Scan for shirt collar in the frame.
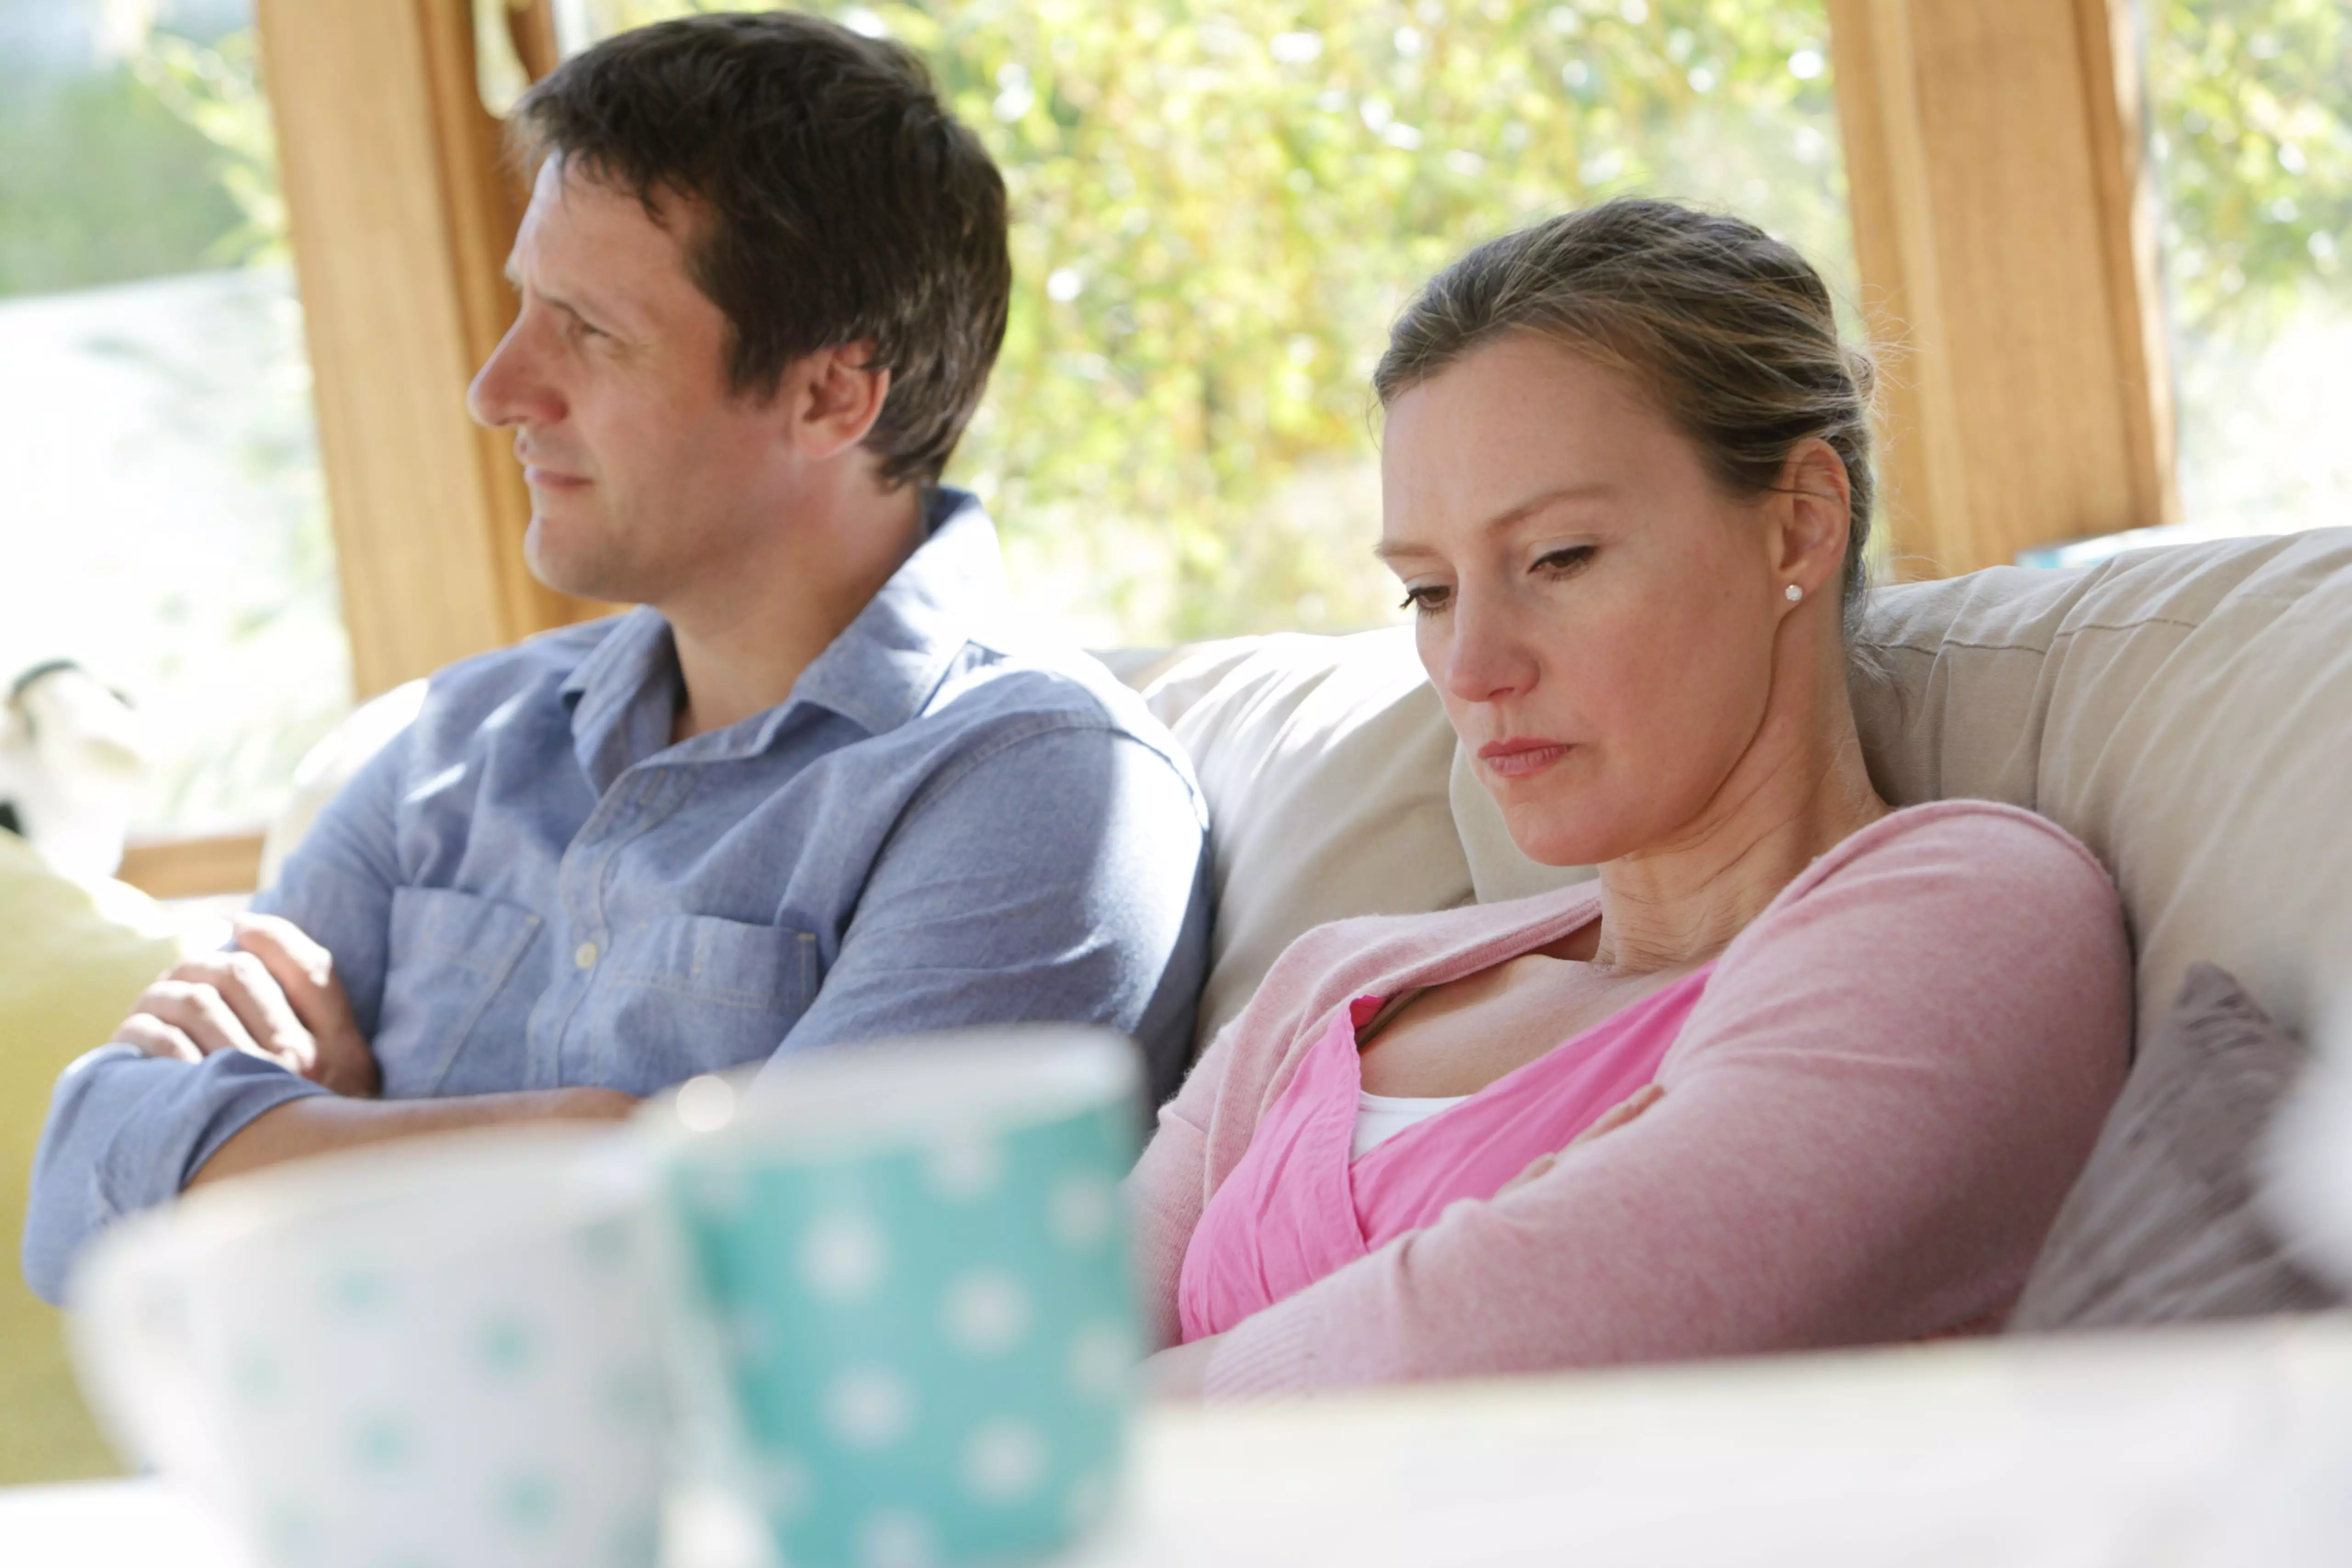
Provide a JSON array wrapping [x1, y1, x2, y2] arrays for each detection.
[[557, 487, 1005, 785], [559, 606, 682, 795], [785, 486, 1006, 739]]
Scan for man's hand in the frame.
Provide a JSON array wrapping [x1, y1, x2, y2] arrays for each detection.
[[116, 913, 381, 1098]]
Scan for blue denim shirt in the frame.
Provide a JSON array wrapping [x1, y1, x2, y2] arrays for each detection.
[[25, 491, 1211, 1303]]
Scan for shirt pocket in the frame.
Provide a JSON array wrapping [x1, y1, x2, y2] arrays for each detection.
[[599, 915, 819, 1087], [376, 886, 544, 1097]]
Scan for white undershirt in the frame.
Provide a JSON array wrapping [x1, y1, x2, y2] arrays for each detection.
[[1352, 1089, 1471, 1160]]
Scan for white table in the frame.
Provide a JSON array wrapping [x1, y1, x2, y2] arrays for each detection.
[[10, 1317, 2352, 1567]]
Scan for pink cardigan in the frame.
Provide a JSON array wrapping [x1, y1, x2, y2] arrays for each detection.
[[1127, 801, 2133, 1397]]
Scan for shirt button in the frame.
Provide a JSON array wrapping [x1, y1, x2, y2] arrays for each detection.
[[575, 942, 598, 970]]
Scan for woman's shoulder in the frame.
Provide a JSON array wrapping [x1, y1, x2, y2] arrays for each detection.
[[1800, 798, 2116, 907], [1682, 799, 2132, 1084], [1725, 797, 2128, 998]]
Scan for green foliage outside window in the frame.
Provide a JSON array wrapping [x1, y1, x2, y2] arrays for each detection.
[[17, 2, 2349, 641], [602, 0, 1854, 640], [125, 28, 288, 272], [2148, 0, 2349, 339], [0, 54, 240, 294]]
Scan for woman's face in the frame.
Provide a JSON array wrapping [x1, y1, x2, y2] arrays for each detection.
[[1379, 334, 1806, 868]]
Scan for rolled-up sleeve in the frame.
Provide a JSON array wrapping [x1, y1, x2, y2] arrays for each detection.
[[777, 722, 1212, 1104], [20, 731, 408, 1305], [22, 1048, 330, 1302]]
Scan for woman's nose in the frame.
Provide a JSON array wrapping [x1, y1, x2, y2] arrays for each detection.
[[1437, 591, 1540, 706]]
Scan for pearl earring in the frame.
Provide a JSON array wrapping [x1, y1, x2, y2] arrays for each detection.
[[1784, 584, 1803, 603]]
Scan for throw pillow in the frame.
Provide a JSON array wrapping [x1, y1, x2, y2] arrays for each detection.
[[2008, 962, 2342, 1333]]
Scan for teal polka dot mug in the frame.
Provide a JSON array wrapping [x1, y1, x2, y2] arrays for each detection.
[[643, 1027, 1145, 1568], [67, 1126, 666, 1568]]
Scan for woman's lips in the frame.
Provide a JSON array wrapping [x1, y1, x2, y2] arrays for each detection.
[[524, 466, 591, 490], [1477, 739, 1573, 779]]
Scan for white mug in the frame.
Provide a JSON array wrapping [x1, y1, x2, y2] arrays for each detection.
[[68, 1125, 667, 1568]]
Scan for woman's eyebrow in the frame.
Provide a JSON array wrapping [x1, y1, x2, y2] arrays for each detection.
[[1375, 483, 1619, 562], [1480, 483, 1619, 534]]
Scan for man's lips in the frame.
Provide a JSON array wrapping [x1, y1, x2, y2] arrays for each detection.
[[515, 440, 590, 489], [1477, 738, 1573, 779]]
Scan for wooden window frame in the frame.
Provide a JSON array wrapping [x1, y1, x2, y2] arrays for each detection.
[[119, 2, 575, 901], [123, 0, 2175, 900], [117, 833, 268, 903], [1827, 0, 2177, 577]]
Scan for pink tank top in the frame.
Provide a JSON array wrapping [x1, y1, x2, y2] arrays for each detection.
[[1177, 965, 1715, 1342]]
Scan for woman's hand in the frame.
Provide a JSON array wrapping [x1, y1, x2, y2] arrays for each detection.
[[1141, 1334, 1222, 1401], [1496, 1083, 1664, 1196]]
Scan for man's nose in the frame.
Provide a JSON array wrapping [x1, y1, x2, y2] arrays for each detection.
[[466, 318, 558, 431]]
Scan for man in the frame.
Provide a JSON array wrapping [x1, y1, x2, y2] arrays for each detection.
[[23, 13, 1209, 1303]]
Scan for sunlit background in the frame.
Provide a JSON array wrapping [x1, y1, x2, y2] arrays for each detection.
[[0, 0, 2344, 838]]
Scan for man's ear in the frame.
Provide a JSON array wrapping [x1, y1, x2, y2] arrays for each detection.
[[1772, 437, 1853, 597], [787, 342, 893, 463]]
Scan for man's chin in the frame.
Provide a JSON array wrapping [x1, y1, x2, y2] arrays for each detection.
[[521, 516, 633, 604]]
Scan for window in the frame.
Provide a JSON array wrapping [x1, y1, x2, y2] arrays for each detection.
[[2146, 0, 2349, 546], [0, 0, 349, 837], [566, 0, 1855, 644]]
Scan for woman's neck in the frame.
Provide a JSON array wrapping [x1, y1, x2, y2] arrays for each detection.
[[1589, 666, 1890, 974]]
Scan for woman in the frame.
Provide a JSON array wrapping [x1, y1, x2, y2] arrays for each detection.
[[1134, 198, 2132, 1398]]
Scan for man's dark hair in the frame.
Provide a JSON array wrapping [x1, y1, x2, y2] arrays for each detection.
[[509, 11, 1011, 491]]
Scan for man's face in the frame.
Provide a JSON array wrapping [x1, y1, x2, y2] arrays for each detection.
[[468, 158, 794, 607]]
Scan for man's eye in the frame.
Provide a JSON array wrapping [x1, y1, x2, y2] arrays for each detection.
[[1399, 584, 1453, 614]]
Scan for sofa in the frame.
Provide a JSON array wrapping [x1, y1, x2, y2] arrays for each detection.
[[11, 526, 2347, 1483]]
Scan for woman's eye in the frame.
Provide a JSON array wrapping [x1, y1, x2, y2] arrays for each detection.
[[1533, 545, 1596, 577], [1399, 583, 1453, 614]]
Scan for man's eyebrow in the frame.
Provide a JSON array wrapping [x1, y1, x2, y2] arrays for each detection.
[[502, 262, 629, 332], [1374, 483, 1618, 561]]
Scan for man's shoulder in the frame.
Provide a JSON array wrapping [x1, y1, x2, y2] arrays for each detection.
[[921, 638, 1197, 790]]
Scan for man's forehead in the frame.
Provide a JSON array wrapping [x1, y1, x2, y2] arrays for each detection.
[[530, 154, 703, 240], [511, 157, 701, 313]]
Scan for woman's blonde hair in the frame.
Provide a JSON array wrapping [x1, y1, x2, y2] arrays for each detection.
[[1374, 197, 1878, 642]]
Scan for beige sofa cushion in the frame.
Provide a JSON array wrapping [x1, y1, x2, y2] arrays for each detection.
[[1851, 529, 2352, 1059], [1139, 630, 1471, 1049]]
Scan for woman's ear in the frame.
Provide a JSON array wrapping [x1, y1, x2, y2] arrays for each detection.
[[1772, 437, 1853, 598]]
